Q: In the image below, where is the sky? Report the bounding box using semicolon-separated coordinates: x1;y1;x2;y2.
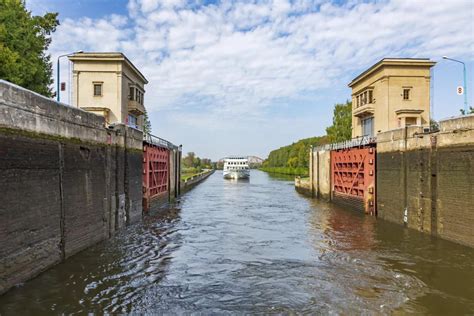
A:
27;0;474;160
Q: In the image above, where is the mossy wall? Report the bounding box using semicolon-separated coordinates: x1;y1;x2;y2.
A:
0;80;144;294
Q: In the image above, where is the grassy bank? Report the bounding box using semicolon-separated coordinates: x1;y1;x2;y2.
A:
259;166;308;176
181;169;213;181
181;167;202;181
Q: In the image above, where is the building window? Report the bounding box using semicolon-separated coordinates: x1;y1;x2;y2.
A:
361;117;374;137
127;114;138;129
129;86;144;105
137;89;144;105
93;83;102;96
355;89;373;107
403;88;410;100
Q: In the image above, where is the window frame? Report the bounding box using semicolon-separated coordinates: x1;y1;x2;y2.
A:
356;88;374;107
403;88;411;100
127;114;138;129
93;82;103;97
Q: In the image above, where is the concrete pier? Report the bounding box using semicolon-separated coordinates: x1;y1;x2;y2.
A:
181;170;215;193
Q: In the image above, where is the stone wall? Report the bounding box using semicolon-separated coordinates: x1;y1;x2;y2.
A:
377;115;474;247
0;80;143;294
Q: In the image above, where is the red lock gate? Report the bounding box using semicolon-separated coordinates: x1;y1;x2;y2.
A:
143;144;169;211
331;146;376;215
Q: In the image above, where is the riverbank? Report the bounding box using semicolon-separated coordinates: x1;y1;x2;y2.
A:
180;169;214;193
259;166;308;176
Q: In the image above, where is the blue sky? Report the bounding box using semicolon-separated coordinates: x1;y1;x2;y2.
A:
27;0;474;160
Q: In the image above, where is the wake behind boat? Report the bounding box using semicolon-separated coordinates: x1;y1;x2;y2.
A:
223;156;250;179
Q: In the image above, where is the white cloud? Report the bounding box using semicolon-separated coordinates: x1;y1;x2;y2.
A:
45;0;474;158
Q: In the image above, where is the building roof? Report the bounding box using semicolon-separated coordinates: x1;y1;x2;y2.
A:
348;58;436;88
68;52;148;84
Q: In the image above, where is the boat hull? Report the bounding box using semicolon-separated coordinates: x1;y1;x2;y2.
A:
223;170;250;179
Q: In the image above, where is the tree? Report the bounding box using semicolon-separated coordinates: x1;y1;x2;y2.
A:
430;119;439;132
326;101;352;143
460;106;474;115
0;0;59;97
142;109;152;134
183;152;195;168
263;135;328;169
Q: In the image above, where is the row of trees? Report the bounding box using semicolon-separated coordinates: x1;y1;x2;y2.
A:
262;135;328;169
182;152;212;172
262;101;352;172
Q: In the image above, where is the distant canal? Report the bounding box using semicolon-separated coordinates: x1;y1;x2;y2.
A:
1;170;473;314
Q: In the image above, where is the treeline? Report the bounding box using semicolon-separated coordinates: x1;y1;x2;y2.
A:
262;135;328;169
261;101;352;175
182;152;213;178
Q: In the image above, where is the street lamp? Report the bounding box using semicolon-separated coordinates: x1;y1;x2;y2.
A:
442;56;468;114
57;50;83;102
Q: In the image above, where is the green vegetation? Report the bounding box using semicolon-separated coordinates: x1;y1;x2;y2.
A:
143;109;152;135
460;106;474;115
326;100;352;143
181;152;213;180
261;136;328;176
260;166;309;176
0;0;59;97
261;101;352;176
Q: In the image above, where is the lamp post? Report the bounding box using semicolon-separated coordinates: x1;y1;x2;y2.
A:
57;50;83;102
443;56;468;114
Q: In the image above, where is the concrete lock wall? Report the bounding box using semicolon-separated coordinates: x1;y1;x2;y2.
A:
0;80;143;294
294;177;311;195
377;115;474;248
309;149;332;200
169;148;177;201
180;170;214;193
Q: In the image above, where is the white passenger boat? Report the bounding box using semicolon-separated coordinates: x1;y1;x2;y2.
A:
223;156;250;179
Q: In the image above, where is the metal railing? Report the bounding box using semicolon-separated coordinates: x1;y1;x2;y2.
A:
144;133;180;150
312;135;377;152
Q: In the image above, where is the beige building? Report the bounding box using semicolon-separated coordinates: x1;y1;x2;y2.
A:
349;58;435;138
68;52;148;130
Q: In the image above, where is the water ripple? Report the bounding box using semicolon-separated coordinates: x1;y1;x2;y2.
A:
1;171;473;314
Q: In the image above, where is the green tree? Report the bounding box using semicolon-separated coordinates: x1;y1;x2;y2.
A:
287;157;298;168
264;135;328;169
460;106;474;115
430;119;439;132
0;0;59;96
183;152;195;168
326;100;352;142
143;109;152;134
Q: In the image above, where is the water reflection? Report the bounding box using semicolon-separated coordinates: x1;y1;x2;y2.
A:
0;171;473;314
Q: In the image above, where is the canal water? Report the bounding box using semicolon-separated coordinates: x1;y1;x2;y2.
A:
1;170;473;314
